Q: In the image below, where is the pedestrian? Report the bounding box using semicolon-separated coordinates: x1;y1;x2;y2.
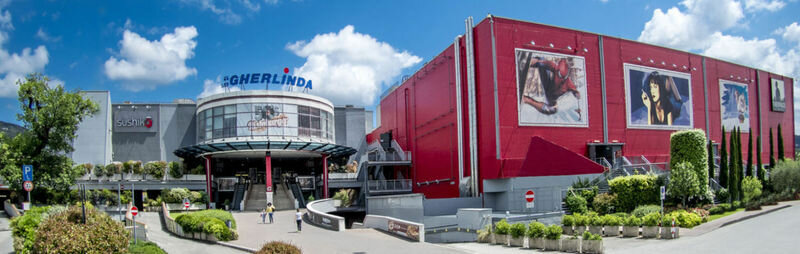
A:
295;208;303;232
267;202;275;224
260;208;266;224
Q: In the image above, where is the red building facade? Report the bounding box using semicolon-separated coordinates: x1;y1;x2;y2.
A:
367;16;795;199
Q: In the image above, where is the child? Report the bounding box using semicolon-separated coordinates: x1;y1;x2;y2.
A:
260;208;266;224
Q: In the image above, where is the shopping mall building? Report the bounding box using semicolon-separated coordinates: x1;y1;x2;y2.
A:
67;15;795;217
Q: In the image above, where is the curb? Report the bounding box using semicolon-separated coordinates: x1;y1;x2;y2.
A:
719;204;791;228
217;241;258;253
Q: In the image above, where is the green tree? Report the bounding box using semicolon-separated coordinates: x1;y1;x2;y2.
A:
0;74;98;201
719;127;728;188
777;124;785;161
736;127;744;201
708;139;715;180
769;128;775;168
669;129;708;194
757;135;764;183
746;128;753;177
741;176;762;203
728;129;736;200
668;161;701;207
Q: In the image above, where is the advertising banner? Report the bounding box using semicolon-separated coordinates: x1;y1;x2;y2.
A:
246;104;292;136
113;105;159;132
624;64;693;129
387;220;421;241
515;49;588;127
771;78;785;112
719;80;750;131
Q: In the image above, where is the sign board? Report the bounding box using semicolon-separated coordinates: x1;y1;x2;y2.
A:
23;181;33;192
184;198;190;209
130;206;138;216
660;186;666;200
22;165;33;182
22;202;30;210
525;190;535;208
388;220;421;241
222;68;314;92
112;105;159;132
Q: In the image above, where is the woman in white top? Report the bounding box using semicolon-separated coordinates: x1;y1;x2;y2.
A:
295;209;303;232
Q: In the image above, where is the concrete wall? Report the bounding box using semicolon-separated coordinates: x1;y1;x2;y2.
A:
305;199;345;232
334;106;366;149
483;174;601;213
72;91;112;165
364;214;425;242
112;102;196;162
423;197;482;216
366;193;424;223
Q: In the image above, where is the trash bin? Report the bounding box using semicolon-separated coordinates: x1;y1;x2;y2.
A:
226;220;232;229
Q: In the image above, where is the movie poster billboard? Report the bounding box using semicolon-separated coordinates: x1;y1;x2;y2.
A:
624;64;693;129
719;80;750;131
241;103;297;137
771;78;785;112
515;49;588;127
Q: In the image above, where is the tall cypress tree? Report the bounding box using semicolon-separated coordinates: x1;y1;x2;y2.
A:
720;126;728;188
708;139;715;180
769;128;775;168
746;128;753;177
737;127;744;201
729;129;737;201
777;124;785;161
757;134;764;183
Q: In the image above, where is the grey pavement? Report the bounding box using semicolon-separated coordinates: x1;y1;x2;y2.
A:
136;212;248;254
230;210;468;254
0;212;13;254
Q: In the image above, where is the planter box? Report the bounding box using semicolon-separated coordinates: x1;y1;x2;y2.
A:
562;225;574;235
622;226;640;237
603;226;619;237
489;233;498;245
582;239;603;254
492;233;508;245
660;227;679;239
544;239;561;251
527;237;544;249
509;236;524;247
575;226;587;235
477;233;491;243
333;199;342;207
589;226;603;235
561;238;580;253
642;226;659;238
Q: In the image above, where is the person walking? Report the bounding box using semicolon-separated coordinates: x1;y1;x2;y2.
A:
295;208;303;232
267;203;275;224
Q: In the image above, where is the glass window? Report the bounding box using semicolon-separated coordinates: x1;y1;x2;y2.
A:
224;105;236;114
237;103;251;113
299;114;310;128
310;107;320;116
223;114;236;137
298;105;310;115
213;106;223;116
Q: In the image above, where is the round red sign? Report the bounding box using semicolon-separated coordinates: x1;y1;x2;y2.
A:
525;190;535;202
144;118;153;128
184;201;190;208
130;206;138;216
23;181;33;192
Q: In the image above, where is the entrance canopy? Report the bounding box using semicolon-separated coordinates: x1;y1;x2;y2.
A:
174;140;356;158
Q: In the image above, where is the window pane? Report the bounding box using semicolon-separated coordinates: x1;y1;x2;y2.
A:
298;105;310;115
310;107;320;116
299;114;310;128
224;114;236;137
224;105;236;114
237;103;251;113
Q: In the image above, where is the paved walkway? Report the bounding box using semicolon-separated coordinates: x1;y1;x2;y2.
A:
137;212;248;254
230;210;467;254
0;212;13;254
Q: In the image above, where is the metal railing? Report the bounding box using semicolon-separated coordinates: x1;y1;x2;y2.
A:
368;179;413;193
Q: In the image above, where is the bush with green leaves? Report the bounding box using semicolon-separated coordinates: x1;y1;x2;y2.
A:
592;193;616;214
94;164;105;177
561;214;575;226
574;213;590;226
132;161;143;174
669;129;709;194
544;224;562;240
741;176;763;203
603;215;621;226
665;210;702;228
168;161;184;178
590;215;604;226
122;161;133;174
256;241;301;254
190;165;205;174
669;161;702;206
494;219;510;235
105;164;117;177
609;174;659;212
174;209;237;240
332;189;354;207
771;159;800;193
583;231;602;240
162;188;207;204
565;194;588;214
631;205;661;218
708;206;725;215
32;206;129;253
642;213;660;227
527;221;546;238
129;240;167;254
10;206;54;253
623;216;641;227
611;212;628;218
571;186;599;205
714;188;730;203
509;222;526;238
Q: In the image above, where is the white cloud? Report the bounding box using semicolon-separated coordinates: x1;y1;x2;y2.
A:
777;22;800;43
0;3;50;98
287;25;422;106
178;0;242;25
240;0;260;11
104;26;198;91
35;27;61;42
198;77;239;98
743;0;785;12
639;0;744;51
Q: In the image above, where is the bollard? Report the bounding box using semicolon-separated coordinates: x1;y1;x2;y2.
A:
671;218;676;239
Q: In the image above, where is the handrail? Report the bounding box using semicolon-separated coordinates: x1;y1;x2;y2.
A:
368;179;413;192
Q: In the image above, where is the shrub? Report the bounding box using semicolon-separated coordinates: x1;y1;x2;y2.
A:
105;164;117;177
527;221;546;238
129;241;167;254
742;176;763;203
122;160;133;174
174;209;237;240
714;188;730;203
33;206;129;253
745;199;762;210
665;210;702;228
561;214;575;226
565;194;588;214
10;206;53;253
623;216;641;227
669;129;709;194
477;225;491;242
611;212;629;218
717;203;732;211
631;205;662;218
582;231;602;241
509;223;526;238
603;215;621;226
332;189;354;207
572;186;599;205
190;165;205;174
732;201;741;208
771;160;800;193
708;206;725;215
93;164;104;177
668;161;702;205
256;241;301;254
590;215;604;226
609;174;659;212
494;219;510;235
544;224;563;240
592;193;616;214
132;161;143;174
168;161;184;178
642;213;660;227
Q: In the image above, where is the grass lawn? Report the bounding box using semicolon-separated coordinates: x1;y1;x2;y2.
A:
708;208;744;221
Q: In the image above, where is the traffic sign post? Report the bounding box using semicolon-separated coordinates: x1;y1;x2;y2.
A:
131;205;138;243
660;186;666;215
525;190;535;209
22;165;33;210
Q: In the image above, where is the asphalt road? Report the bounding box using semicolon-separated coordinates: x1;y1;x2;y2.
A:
611;204;800;254
0;212;14;254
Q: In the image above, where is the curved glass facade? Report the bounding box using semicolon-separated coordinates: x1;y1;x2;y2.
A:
197;103;333;143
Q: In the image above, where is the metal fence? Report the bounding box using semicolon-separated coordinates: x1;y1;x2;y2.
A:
368;179;413;193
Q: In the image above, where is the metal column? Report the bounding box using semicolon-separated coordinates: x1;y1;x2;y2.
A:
322;154;329;199
464;16;479;197
599;36;609;143
204;155;212;209
454;36;467;197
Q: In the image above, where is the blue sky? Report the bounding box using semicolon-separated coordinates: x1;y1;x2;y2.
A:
0;0;798;133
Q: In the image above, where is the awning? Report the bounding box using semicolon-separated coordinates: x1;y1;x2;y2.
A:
174;141;357;158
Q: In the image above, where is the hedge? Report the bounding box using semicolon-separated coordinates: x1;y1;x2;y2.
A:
565;194;588;214
129;240;167;254
592;193;616;214
162;188;207;204
494;219;510;235
32;206;129;253
527;221;546;238
608;175;659;212
669;129;709;194
174;209;237;241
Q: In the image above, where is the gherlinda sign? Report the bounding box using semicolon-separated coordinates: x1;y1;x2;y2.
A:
222;67;313;92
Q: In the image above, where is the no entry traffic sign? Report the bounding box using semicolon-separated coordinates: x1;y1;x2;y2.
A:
23;181;33;192
130;206;138;216
525;190;535;202
184;201;190;209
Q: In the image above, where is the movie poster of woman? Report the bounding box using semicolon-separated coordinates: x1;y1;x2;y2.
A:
515;49;588;127
719;80;750;131
625;64;693;129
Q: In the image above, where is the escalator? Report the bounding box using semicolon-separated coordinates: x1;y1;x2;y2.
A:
289;183;306;208
231;183;247;211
